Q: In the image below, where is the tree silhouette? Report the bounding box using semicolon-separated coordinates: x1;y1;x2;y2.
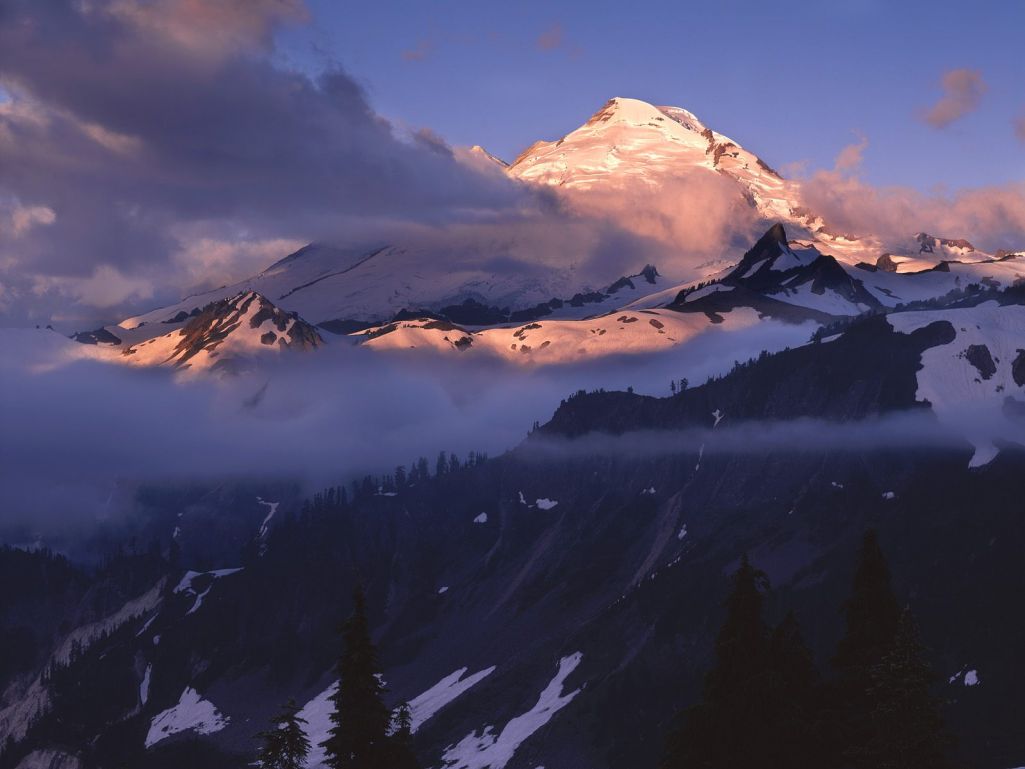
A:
829;530;902;764
854;608;955;769
661;555;772;769
322;584;392;769
834;530;901;673
256;699;310;769
388;703;420;769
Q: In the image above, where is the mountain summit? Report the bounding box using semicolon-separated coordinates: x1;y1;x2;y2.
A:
120;291;322;374
507;96;793;221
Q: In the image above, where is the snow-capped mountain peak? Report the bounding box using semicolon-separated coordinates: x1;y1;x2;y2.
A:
119;291;322;374
468;145;509;168
507;96;793;225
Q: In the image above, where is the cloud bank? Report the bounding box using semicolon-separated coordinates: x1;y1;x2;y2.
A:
0;0;522;327
799;131;1025;254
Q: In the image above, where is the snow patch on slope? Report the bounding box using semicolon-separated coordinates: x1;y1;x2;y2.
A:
144;687;229;748
174;568;243;615
256;496;279;539
408;666;497;733
140;664;152;706
888;304;1025;466
440;652;583;769
297;681;337;768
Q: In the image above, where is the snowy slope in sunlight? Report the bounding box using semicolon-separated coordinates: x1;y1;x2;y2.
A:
357;306;813;365
116;292;322;374
62;96;1022;374
118;243;668;334
507;98;1022;273
509;97;793;223
628;226;1025;318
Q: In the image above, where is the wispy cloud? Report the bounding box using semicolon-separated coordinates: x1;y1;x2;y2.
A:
536;22;564;51
1014;112;1025;144
401;38;434;62
921;68;987;129
834;131;868;173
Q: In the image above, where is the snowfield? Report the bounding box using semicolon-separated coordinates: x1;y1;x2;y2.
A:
359;306;806;366
407;666;498;733
508;97;795;225
440;653;584;769
144;687;229;748
888;303;1025;466
297;681;337;768
297;664;496;767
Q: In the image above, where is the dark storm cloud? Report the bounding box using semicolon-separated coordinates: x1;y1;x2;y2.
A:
0;0;522;321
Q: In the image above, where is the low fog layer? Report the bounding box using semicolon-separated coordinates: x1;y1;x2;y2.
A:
8;314;1025;545
523;413;978;461
0;320;814;539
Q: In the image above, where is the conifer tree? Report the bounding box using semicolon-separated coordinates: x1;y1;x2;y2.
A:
322;584;392;769
834;530;901;673
661;555;772;769
855;608;955;769
829;530;902;764
764;611;826;768
256;699;310;769
769;611;818;700
389;703;420;769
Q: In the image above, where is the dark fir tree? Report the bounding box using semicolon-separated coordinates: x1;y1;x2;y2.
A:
764;611;826;768
322;585;392;769
834;530;901;673
661;555;772;769
855;608;955;769
829;530;902;765
769;611;819;701
256;699;310;769
388;703;420;769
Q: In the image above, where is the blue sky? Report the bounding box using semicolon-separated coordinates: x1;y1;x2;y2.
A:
279;0;1024;191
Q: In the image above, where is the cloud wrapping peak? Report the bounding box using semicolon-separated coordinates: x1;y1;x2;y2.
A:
922;68;987;129
800;170;1025;255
